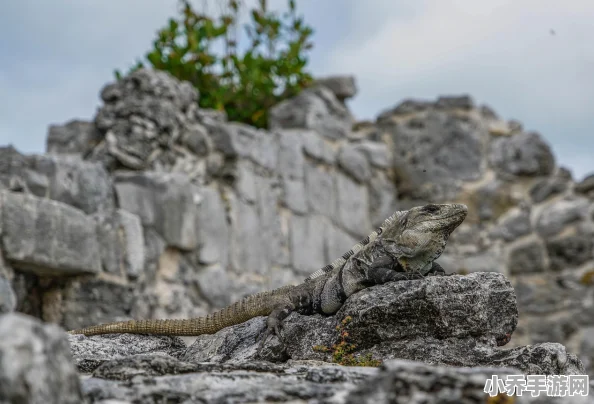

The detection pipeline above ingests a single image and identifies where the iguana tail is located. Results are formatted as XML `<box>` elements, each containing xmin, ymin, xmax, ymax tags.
<box><xmin>67</xmin><ymin>285</ymin><xmax>295</xmax><ymax>337</ymax></box>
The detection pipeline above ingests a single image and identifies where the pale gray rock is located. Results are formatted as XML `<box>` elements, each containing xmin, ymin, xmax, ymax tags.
<box><xmin>337</xmin><ymin>143</ymin><xmax>372</xmax><ymax>182</ymax></box>
<box><xmin>289</xmin><ymin>214</ymin><xmax>326</xmax><ymax>275</ymax></box>
<box><xmin>256</xmin><ymin>175</ymin><xmax>290</xmax><ymax>267</ymax></box>
<box><xmin>354</xmin><ymin>140</ymin><xmax>390</xmax><ymax>168</ymax></box>
<box><xmin>0</xmin><ymin>191</ymin><xmax>102</xmax><ymax>275</ymax></box>
<box><xmin>281</xmin><ymin>177</ymin><xmax>308</xmax><ymax>214</ymax></box>
<box><xmin>489</xmin><ymin>207</ymin><xmax>532</xmax><ymax>242</ymax></box>
<box><xmin>535</xmin><ymin>197</ymin><xmax>590</xmax><ymax>237</ymax></box>
<box><xmin>508</xmin><ymin>239</ymin><xmax>547</xmax><ymax>274</ymax></box>
<box><xmin>300</xmin><ymin>129</ymin><xmax>335</xmax><ymax>164</ymax></box>
<box><xmin>490</xmin><ymin>131</ymin><xmax>555</xmax><ymax>177</ymax></box>
<box><xmin>68</xmin><ymin>333</ymin><xmax>186</xmax><ymax>374</ymax></box>
<box><xmin>305</xmin><ymin>161</ymin><xmax>336</xmax><ymax>218</ymax></box>
<box><xmin>46</xmin><ymin>119</ymin><xmax>102</xmax><ymax>156</ymax></box>
<box><xmin>0</xmin><ymin>274</ymin><xmax>15</xmax><ymax>313</ymax></box>
<box><xmin>368</xmin><ymin>171</ymin><xmax>398</xmax><ymax>228</ymax></box>
<box><xmin>276</xmin><ymin>130</ymin><xmax>305</xmax><ymax>179</ymax></box>
<box><xmin>335</xmin><ymin>171</ymin><xmax>370</xmax><ymax>237</ymax></box>
<box><xmin>576</xmin><ymin>173</ymin><xmax>594</xmax><ymax>195</ymax></box>
<box><xmin>29</xmin><ymin>154</ymin><xmax>115</xmax><ymax>214</ymax></box>
<box><xmin>228</xmin><ymin>194</ymin><xmax>266</xmax><ymax>273</ymax></box>
<box><xmin>269</xmin><ymin>86</ymin><xmax>353</xmax><ymax>140</ymax></box>
<box><xmin>195</xmin><ymin>186</ymin><xmax>229</xmax><ymax>267</ymax></box>
<box><xmin>0</xmin><ymin>313</ymin><xmax>83</xmax><ymax>404</ymax></box>
<box><xmin>61</xmin><ymin>279</ymin><xmax>136</xmax><ymax>331</ymax></box>
<box><xmin>114</xmin><ymin>171</ymin><xmax>201</xmax><ymax>250</ymax></box>
<box><xmin>384</xmin><ymin>109</ymin><xmax>486</xmax><ymax>200</ymax></box>
<box><xmin>315</xmin><ymin>75</ymin><xmax>357</xmax><ymax>101</ymax></box>
<box><xmin>546</xmin><ymin>232</ymin><xmax>593</xmax><ymax>271</ymax></box>
<box><xmin>530</xmin><ymin>166</ymin><xmax>572</xmax><ymax>203</ymax></box>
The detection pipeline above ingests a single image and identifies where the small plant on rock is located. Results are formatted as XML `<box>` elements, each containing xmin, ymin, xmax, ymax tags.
<box><xmin>313</xmin><ymin>316</ymin><xmax>382</xmax><ymax>367</ymax></box>
<box><xmin>115</xmin><ymin>0</ymin><xmax>314</xmax><ymax>129</ymax></box>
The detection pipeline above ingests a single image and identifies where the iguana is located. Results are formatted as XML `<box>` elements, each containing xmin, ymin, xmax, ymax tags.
<box><xmin>68</xmin><ymin>203</ymin><xmax>467</xmax><ymax>345</ymax></box>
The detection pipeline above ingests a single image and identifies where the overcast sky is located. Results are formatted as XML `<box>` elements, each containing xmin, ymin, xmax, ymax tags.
<box><xmin>1</xmin><ymin>0</ymin><xmax>592</xmax><ymax>179</ymax></box>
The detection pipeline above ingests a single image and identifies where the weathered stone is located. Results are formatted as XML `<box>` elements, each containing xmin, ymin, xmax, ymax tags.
<box><xmin>256</xmin><ymin>176</ymin><xmax>290</xmax><ymax>267</ymax></box>
<box><xmin>180</xmin><ymin>123</ymin><xmax>209</xmax><ymax>156</ymax></box>
<box><xmin>580</xmin><ymin>327</ymin><xmax>594</xmax><ymax>376</ymax></box>
<box><xmin>354</xmin><ymin>141</ymin><xmax>390</xmax><ymax>168</ymax></box>
<box><xmin>116</xmin><ymin>210</ymin><xmax>145</xmax><ymax>279</ymax></box>
<box><xmin>489</xmin><ymin>207</ymin><xmax>532</xmax><ymax>242</ymax></box>
<box><xmin>458</xmin><ymin>247</ymin><xmax>505</xmax><ymax>274</ymax></box>
<box><xmin>276</xmin><ymin>130</ymin><xmax>305</xmax><ymax>179</ymax></box>
<box><xmin>269</xmin><ymin>86</ymin><xmax>353</xmax><ymax>140</ymax></box>
<box><xmin>335</xmin><ymin>172</ymin><xmax>370</xmax><ymax>236</ymax></box>
<box><xmin>289</xmin><ymin>214</ymin><xmax>326</xmax><ymax>274</ymax></box>
<box><xmin>337</xmin><ymin>143</ymin><xmax>372</xmax><ymax>183</ymax></box>
<box><xmin>325</xmin><ymin>223</ymin><xmax>358</xmax><ymax>264</ymax></box>
<box><xmin>0</xmin><ymin>146</ymin><xmax>37</xmax><ymax>193</ymax></box>
<box><xmin>301</xmin><ymin>129</ymin><xmax>335</xmax><ymax>164</ymax></box>
<box><xmin>93</xmin><ymin>213</ymin><xmax>126</xmax><ymax>276</ymax></box>
<box><xmin>462</xmin><ymin>176</ymin><xmax>520</xmax><ymax>223</ymax></box>
<box><xmin>376</xmin><ymin>99</ymin><xmax>433</xmax><ymax>119</ymax></box>
<box><xmin>209</xmin><ymin>121</ymin><xmax>257</xmax><ymax>159</ymax></box>
<box><xmin>535</xmin><ymin>197</ymin><xmax>590</xmax><ymax>237</ymax></box>
<box><xmin>547</xmin><ymin>233</ymin><xmax>593</xmax><ymax>271</ymax></box>
<box><xmin>0</xmin><ymin>313</ymin><xmax>83</xmax><ymax>404</ymax></box>
<box><xmin>347</xmin><ymin>361</ymin><xmax>517</xmax><ymax>404</ymax></box>
<box><xmin>530</xmin><ymin>167</ymin><xmax>572</xmax><ymax>203</ymax></box>
<box><xmin>0</xmin><ymin>191</ymin><xmax>102</xmax><ymax>276</ymax></box>
<box><xmin>46</xmin><ymin>119</ymin><xmax>102</xmax><ymax>156</ymax></box>
<box><xmin>114</xmin><ymin>172</ymin><xmax>201</xmax><ymax>250</ymax></box>
<box><xmin>489</xmin><ymin>131</ymin><xmax>555</xmax><ymax>177</ymax></box>
<box><xmin>0</xmin><ymin>274</ymin><xmax>15</xmax><ymax>313</ymax></box>
<box><xmin>61</xmin><ymin>279</ymin><xmax>136</xmax><ymax>331</ymax></box>
<box><xmin>514</xmin><ymin>277</ymin><xmax>580</xmax><ymax>315</ymax></box>
<box><xmin>234</xmin><ymin>159</ymin><xmax>258</xmax><ymax>203</ymax></box>
<box><xmin>435</xmin><ymin>94</ymin><xmax>474</xmax><ymax>110</ymax></box>
<box><xmin>281</xmin><ymin>178</ymin><xmax>308</xmax><ymax>214</ymax></box>
<box><xmin>29</xmin><ymin>154</ymin><xmax>116</xmax><ymax>215</ymax></box>
<box><xmin>228</xmin><ymin>195</ymin><xmax>265</xmax><ymax>273</ymax></box>
<box><xmin>305</xmin><ymin>161</ymin><xmax>336</xmax><ymax>218</ymax></box>
<box><xmin>251</xmin><ymin>130</ymin><xmax>278</xmax><ymax>171</ymax></box>
<box><xmin>68</xmin><ymin>333</ymin><xmax>186</xmax><ymax>374</ymax></box>
<box><xmin>368</xmin><ymin>172</ymin><xmax>398</xmax><ymax>228</ymax></box>
<box><xmin>195</xmin><ymin>186</ymin><xmax>229</xmax><ymax>267</ymax></box>
<box><xmin>508</xmin><ymin>239</ymin><xmax>547</xmax><ymax>274</ymax></box>
<box><xmin>81</xmin><ymin>359</ymin><xmax>373</xmax><ymax>403</ymax></box>
<box><xmin>575</xmin><ymin>173</ymin><xmax>594</xmax><ymax>195</ymax></box>
<box><xmin>315</xmin><ymin>75</ymin><xmax>357</xmax><ymax>100</ymax></box>
<box><xmin>386</xmin><ymin>110</ymin><xmax>486</xmax><ymax>200</ymax></box>
<box><xmin>196</xmin><ymin>264</ymin><xmax>235</xmax><ymax>308</ymax></box>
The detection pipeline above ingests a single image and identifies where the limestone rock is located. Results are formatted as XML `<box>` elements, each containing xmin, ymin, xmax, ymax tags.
<box><xmin>0</xmin><ymin>191</ymin><xmax>102</xmax><ymax>276</ymax></box>
<box><xmin>269</xmin><ymin>86</ymin><xmax>353</xmax><ymax>140</ymax></box>
<box><xmin>0</xmin><ymin>313</ymin><xmax>83</xmax><ymax>404</ymax></box>
<box><xmin>46</xmin><ymin>119</ymin><xmax>102</xmax><ymax>156</ymax></box>
<box><xmin>114</xmin><ymin>171</ymin><xmax>201</xmax><ymax>250</ymax></box>
<box><xmin>489</xmin><ymin>131</ymin><xmax>555</xmax><ymax>177</ymax></box>
<box><xmin>315</xmin><ymin>75</ymin><xmax>357</xmax><ymax>101</ymax></box>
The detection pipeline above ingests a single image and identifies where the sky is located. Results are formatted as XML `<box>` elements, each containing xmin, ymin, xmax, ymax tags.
<box><xmin>0</xmin><ymin>0</ymin><xmax>592</xmax><ymax>180</ymax></box>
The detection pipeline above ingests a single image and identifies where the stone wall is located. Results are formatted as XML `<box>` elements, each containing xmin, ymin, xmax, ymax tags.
<box><xmin>1</xmin><ymin>68</ymin><xmax>593</xmax><ymax>373</ymax></box>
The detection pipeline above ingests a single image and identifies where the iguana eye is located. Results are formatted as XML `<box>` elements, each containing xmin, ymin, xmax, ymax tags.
<box><xmin>421</xmin><ymin>204</ymin><xmax>440</xmax><ymax>213</ymax></box>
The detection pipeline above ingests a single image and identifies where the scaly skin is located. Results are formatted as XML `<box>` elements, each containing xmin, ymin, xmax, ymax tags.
<box><xmin>68</xmin><ymin>203</ymin><xmax>467</xmax><ymax>341</ymax></box>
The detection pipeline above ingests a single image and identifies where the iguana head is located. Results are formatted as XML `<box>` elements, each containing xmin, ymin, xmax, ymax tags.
<box><xmin>380</xmin><ymin>203</ymin><xmax>468</xmax><ymax>273</ymax></box>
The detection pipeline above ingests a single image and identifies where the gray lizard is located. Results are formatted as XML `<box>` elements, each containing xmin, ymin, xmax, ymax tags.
<box><xmin>68</xmin><ymin>203</ymin><xmax>467</xmax><ymax>344</ymax></box>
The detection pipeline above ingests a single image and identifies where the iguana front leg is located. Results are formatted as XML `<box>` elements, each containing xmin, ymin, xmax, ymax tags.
<box><xmin>257</xmin><ymin>303</ymin><xmax>295</xmax><ymax>353</ymax></box>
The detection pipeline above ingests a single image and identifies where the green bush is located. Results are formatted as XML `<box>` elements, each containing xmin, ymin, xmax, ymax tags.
<box><xmin>116</xmin><ymin>0</ymin><xmax>315</xmax><ymax>129</ymax></box>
